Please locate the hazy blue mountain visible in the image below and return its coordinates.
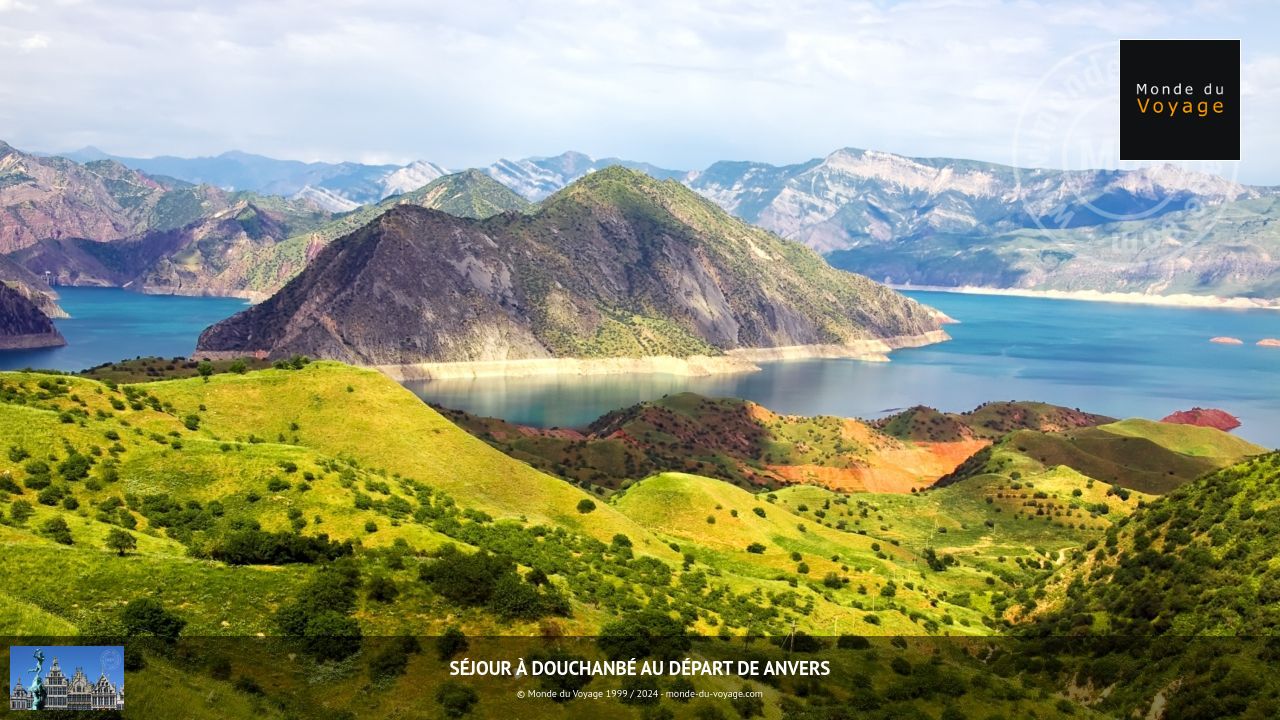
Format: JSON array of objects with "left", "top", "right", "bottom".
[
  {"left": 60, "top": 147, "right": 400, "bottom": 210},
  {"left": 57, "top": 147, "right": 681, "bottom": 206}
]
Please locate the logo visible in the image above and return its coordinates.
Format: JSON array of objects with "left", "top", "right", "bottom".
[
  {"left": 8, "top": 646, "right": 125, "bottom": 712},
  {"left": 1120, "top": 39, "right": 1240, "bottom": 160},
  {"left": 1011, "top": 42, "right": 1242, "bottom": 272}
]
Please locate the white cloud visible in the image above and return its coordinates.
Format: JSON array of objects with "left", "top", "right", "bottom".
[
  {"left": 0, "top": 0, "right": 1276, "bottom": 182},
  {"left": 19, "top": 32, "right": 48, "bottom": 51}
]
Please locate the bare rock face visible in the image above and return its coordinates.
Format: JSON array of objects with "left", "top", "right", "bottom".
[
  {"left": 0, "top": 283, "right": 65, "bottom": 350},
  {"left": 1160, "top": 407, "right": 1242, "bottom": 432},
  {"left": 197, "top": 167, "right": 945, "bottom": 366}
]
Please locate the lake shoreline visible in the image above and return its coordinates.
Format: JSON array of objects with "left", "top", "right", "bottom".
[
  {"left": 377, "top": 330, "right": 951, "bottom": 382},
  {"left": 894, "top": 285, "right": 1280, "bottom": 311}
]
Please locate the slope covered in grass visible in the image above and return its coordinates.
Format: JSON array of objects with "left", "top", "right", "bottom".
[
  {"left": 938, "top": 418, "right": 1263, "bottom": 495},
  {"left": 441, "top": 392, "right": 985, "bottom": 494}
]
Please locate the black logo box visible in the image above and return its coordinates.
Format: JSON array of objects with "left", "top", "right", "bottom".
[{"left": 1120, "top": 39, "right": 1240, "bottom": 160}]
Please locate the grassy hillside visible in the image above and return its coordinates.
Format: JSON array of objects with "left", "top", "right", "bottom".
[
  {"left": 875, "top": 401, "right": 1114, "bottom": 442},
  {"left": 938, "top": 418, "right": 1263, "bottom": 495},
  {"left": 2, "top": 361, "right": 1269, "bottom": 718},
  {"left": 440, "top": 392, "right": 984, "bottom": 494},
  {"left": 1005, "top": 452, "right": 1280, "bottom": 719}
]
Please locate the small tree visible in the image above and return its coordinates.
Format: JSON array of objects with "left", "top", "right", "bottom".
[
  {"left": 106, "top": 528, "right": 137, "bottom": 556},
  {"left": 196, "top": 361, "right": 214, "bottom": 380},
  {"left": 576, "top": 498, "right": 597, "bottom": 514},
  {"left": 229, "top": 358, "right": 248, "bottom": 374},
  {"left": 9, "top": 499, "right": 33, "bottom": 525}
]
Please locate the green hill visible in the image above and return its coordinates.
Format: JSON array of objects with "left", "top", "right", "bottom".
[
  {"left": 875, "top": 401, "right": 1114, "bottom": 442},
  {"left": 937, "top": 418, "right": 1263, "bottom": 495},
  {"left": 439, "top": 392, "right": 979, "bottom": 494},
  {"left": 1007, "top": 452, "right": 1280, "bottom": 719}
]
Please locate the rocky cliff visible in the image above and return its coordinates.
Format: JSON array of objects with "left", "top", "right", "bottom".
[{"left": 0, "top": 282, "right": 65, "bottom": 350}]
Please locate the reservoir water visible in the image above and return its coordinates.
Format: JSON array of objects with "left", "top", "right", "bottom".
[
  {"left": 3, "top": 288, "right": 1278, "bottom": 446},
  {"left": 406, "top": 291, "right": 1280, "bottom": 446},
  {"left": 0, "top": 287, "right": 249, "bottom": 373}
]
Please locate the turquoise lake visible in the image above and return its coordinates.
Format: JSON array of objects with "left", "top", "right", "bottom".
[
  {"left": 3, "top": 287, "right": 1278, "bottom": 446},
  {"left": 0, "top": 287, "right": 249, "bottom": 372}
]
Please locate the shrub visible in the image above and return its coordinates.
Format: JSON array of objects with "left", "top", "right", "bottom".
[
  {"left": 368, "top": 637, "right": 420, "bottom": 682},
  {"left": 576, "top": 498, "right": 597, "bottom": 513},
  {"left": 436, "top": 626, "right": 469, "bottom": 660},
  {"left": 211, "top": 529, "right": 353, "bottom": 565},
  {"left": 730, "top": 684, "right": 764, "bottom": 717},
  {"left": 304, "top": 611, "right": 363, "bottom": 662},
  {"left": 746, "top": 542, "right": 766, "bottom": 554},
  {"left": 435, "top": 681, "right": 479, "bottom": 718},
  {"left": 366, "top": 575, "right": 399, "bottom": 603},
  {"left": 598, "top": 609, "right": 690, "bottom": 661},
  {"left": 40, "top": 516, "right": 73, "bottom": 544},
  {"left": 9, "top": 500, "right": 33, "bottom": 525},
  {"left": 121, "top": 598, "right": 186, "bottom": 640}
]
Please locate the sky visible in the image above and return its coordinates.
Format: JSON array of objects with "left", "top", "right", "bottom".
[
  {"left": 9, "top": 645, "right": 125, "bottom": 693},
  {"left": 1, "top": 0, "right": 1278, "bottom": 183}
]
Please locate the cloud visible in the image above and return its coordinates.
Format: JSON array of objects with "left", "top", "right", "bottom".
[
  {"left": 18, "top": 32, "right": 48, "bottom": 51},
  {"left": 0, "top": 0, "right": 1276, "bottom": 183}
]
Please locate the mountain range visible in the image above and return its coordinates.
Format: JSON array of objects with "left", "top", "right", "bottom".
[
  {"left": 196, "top": 167, "right": 945, "bottom": 365},
  {"left": 6, "top": 138, "right": 1280, "bottom": 344},
  {"left": 27, "top": 141, "right": 1280, "bottom": 302},
  {"left": 60, "top": 146, "right": 683, "bottom": 209},
  {"left": 4, "top": 156, "right": 530, "bottom": 302}
]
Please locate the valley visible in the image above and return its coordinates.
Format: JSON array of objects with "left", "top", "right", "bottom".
[{"left": 0, "top": 357, "right": 1274, "bottom": 718}]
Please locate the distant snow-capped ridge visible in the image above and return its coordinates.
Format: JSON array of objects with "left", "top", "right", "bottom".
[
  {"left": 292, "top": 185, "right": 360, "bottom": 213},
  {"left": 380, "top": 160, "right": 450, "bottom": 199}
]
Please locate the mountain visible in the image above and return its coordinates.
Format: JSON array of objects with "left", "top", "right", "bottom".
[
  {"left": 60, "top": 147, "right": 403, "bottom": 209},
  {"left": 1031, "top": 451, "right": 1280, "bottom": 635},
  {"left": 10, "top": 197, "right": 332, "bottom": 300},
  {"left": 0, "top": 282, "right": 64, "bottom": 349},
  {"left": 7, "top": 170, "right": 528, "bottom": 301},
  {"left": 438, "top": 392, "right": 989, "bottom": 493},
  {"left": 485, "top": 150, "right": 686, "bottom": 200},
  {"left": 196, "top": 167, "right": 946, "bottom": 365},
  {"left": 685, "top": 148, "right": 1277, "bottom": 299},
  {"left": 379, "top": 159, "right": 450, "bottom": 196},
  {"left": 58, "top": 146, "right": 684, "bottom": 206},
  {"left": 1, "top": 141, "right": 226, "bottom": 253},
  {"left": 688, "top": 148, "right": 1259, "bottom": 253}
]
